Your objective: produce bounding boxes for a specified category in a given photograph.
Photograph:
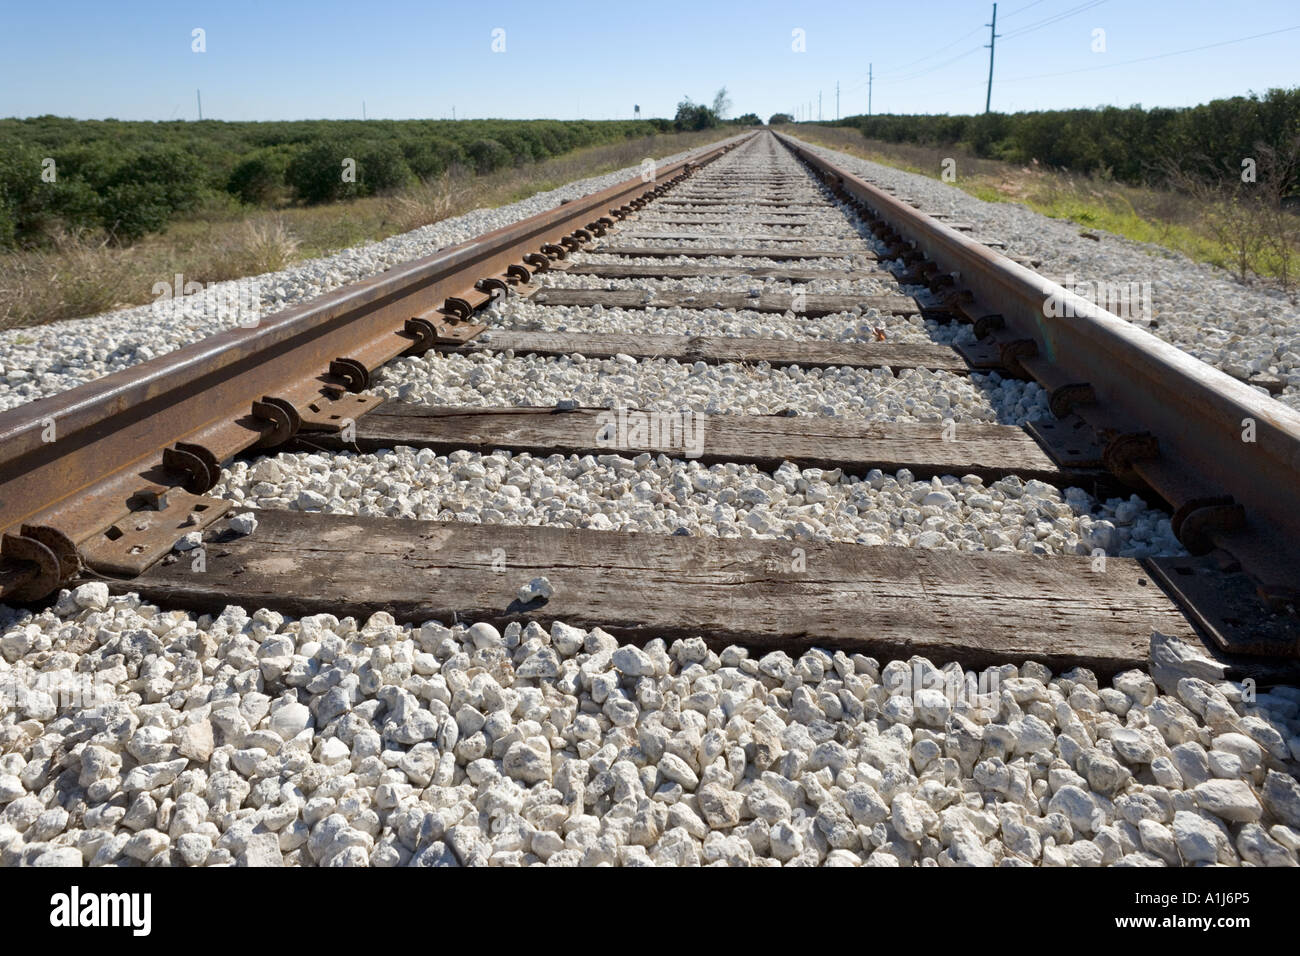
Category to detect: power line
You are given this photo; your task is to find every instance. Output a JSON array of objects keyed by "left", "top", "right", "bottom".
[
  {"left": 1000, "top": 0, "right": 1110, "bottom": 42},
  {"left": 872, "top": 45, "right": 985, "bottom": 86},
  {"left": 844, "top": 23, "right": 984, "bottom": 92},
  {"left": 998, "top": 0, "right": 1051, "bottom": 19},
  {"left": 998, "top": 0, "right": 1050, "bottom": 18},
  {"left": 988, "top": 22, "right": 1300, "bottom": 85},
  {"left": 876, "top": 26, "right": 984, "bottom": 75}
]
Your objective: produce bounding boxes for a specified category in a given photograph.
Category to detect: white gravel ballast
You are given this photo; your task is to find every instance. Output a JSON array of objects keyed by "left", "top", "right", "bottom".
[
  {"left": 1, "top": 588, "right": 1297, "bottom": 867},
  {"left": 213, "top": 448, "right": 1181, "bottom": 559},
  {"left": 0, "top": 139, "right": 736, "bottom": 413},
  {"left": 789, "top": 135, "right": 1300, "bottom": 411},
  {"left": 3, "top": 132, "right": 1297, "bottom": 870}
]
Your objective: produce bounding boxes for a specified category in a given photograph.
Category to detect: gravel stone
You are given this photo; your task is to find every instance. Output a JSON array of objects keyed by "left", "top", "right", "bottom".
[{"left": 1, "top": 137, "right": 1295, "bottom": 868}]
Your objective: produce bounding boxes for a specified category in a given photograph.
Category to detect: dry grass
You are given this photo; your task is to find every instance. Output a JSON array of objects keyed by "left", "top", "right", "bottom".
[
  {"left": 381, "top": 174, "right": 463, "bottom": 235},
  {"left": 0, "top": 128, "right": 734, "bottom": 330},
  {"left": 0, "top": 230, "right": 146, "bottom": 325}
]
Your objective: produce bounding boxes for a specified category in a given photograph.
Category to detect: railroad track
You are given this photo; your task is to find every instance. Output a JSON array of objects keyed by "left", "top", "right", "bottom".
[
  {"left": 5, "top": 129, "right": 1300, "bottom": 870},
  {"left": 2, "top": 129, "right": 1296, "bottom": 677}
]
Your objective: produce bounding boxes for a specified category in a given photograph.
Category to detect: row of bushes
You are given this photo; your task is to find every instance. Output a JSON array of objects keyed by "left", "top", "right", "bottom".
[
  {"left": 827, "top": 88, "right": 1300, "bottom": 195},
  {"left": 672, "top": 101, "right": 760, "bottom": 132},
  {"left": 0, "top": 117, "right": 676, "bottom": 246}
]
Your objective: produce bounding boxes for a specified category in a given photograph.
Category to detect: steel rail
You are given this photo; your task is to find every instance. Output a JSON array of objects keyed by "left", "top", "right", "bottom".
[
  {"left": 0, "top": 134, "right": 753, "bottom": 599},
  {"left": 776, "top": 131, "right": 1300, "bottom": 603}
]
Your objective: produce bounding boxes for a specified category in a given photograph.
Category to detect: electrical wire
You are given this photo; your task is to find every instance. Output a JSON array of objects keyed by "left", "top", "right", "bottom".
[
  {"left": 1000, "top": 0, "right": 1111, "bottom": 42},
  {"left": 989, "top": 23, "right": 1300, "bottom": 85}
]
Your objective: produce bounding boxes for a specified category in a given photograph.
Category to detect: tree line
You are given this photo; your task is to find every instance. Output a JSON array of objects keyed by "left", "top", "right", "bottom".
[
  {"left": 0, "top": 117, "right": 684, "bottom": 247},
  {"left": 828, "top": 88, "right": 1300, "bottom": 197}
]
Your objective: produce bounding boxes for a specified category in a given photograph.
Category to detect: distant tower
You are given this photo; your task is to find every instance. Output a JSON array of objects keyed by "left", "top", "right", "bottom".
[{"left": 634, "top": 104, "right": 641, "bottom": 119}]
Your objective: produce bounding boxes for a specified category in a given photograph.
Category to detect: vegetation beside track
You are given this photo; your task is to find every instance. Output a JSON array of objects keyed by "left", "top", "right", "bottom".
[
  {"left": 827, "top": 90, "right": 1300, "bottom": 197},
  {"left": 793, "top": 120, "right": 1300, "bottom": 296},
  {"left": 0, "top": 127, "right": 737, "bottom": 330},
  {"left": 0, "top": 118, "right": 687, "bottom": 248}
]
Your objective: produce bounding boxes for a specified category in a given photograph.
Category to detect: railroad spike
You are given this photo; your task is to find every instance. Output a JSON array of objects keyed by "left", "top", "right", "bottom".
[
  {"left": 997, "top": 339, "right": 1038, "bottom": 378},
  {"left": 1173, "top": 498, "right": 1247, "bottom": 556},
  {"left": 162, "top": 444, "right": 218, "bottom": 494},
  {"left": 1047, "top": 382, "right": 1097, "bottom": 420},
  {"left": 1101, "top": 432, "right": 1160, "bottom": 487},
  {"left": 251, "top": 395, "right": 301, "bottom": 447},
  {"left": 0, "top": 532, "right": 63, "bottom": 602},
  {"left": 328, "top": 357, "right": 371, "bottom": 393},
  {"left": 973, "top": 314, "right": 1006, "bottom": 339},
  {"left": 441, "top": 297, "right": 474, "bottom": 320}
]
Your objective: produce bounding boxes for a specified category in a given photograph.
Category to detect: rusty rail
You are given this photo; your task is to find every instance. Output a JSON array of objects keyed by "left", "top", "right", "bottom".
[
  {"left": 775, "top": 131, "right": 1300, "bottom": 605},
  {"left": 0, "top": 134, "right": 753, "bottom": 600}
]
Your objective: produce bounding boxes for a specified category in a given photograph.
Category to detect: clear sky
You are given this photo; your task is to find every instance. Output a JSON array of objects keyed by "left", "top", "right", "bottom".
[{"left": 1, "top": 0, "right": 1296, "bottom": 121}]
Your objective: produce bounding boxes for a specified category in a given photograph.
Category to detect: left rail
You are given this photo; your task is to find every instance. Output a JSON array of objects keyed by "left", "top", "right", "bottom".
[{"left": 0, "top": 134, "right": 751, "bottom": 600}]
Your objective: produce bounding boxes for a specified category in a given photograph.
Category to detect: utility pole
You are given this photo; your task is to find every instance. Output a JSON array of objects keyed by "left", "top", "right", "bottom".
[
  {"left": 836, "top": 81, "right": 840, "bottom": 120},
  {"left": 196, "top": 89, "right": 202, "bottom": 121},
  {"left": 818, "top": 90, "right": 822, "bottom": 121},
  {"left": 985, "top": 3, "right": 1000, "bottom": 114},
  {"left": 868, "top": 64, "right": 873, "bottom": 116}
]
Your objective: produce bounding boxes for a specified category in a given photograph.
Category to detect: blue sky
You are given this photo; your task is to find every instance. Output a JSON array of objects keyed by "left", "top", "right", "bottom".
[{"left": 1, "top": 0, "right": 1296, "bottom": 121}]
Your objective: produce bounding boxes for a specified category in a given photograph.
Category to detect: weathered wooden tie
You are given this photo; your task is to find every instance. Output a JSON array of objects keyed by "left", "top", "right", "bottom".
[
  {"left": 654, "top": 200, "right": 830, "bottom": 209},
  {"left": 441, "top": 330, "right": 987, "bottom": 373},
  {"left": 321, "top": 403, "right": 1088, "bottom": 485},
  {"left": 560, "top": 262, "right": 887, "bottom": 283},
  {"left": 634, "top": 219, "right": 816, "bottom": 228},
  {"left": 610, "top": 232, "right": 861, "bottom": 244},
  {"left": 530, "top": 288, "right": 938, "bottom": 318},
  {"left": 121, "top": 509, "right": 1197, "bottom": 675},
  {"left": 593, "top": 245, "right": 878, "bottom": 262}
]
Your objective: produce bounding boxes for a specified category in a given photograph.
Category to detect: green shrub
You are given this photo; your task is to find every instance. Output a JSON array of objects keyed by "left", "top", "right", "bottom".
[
  {"left": 0, "top": 141, "right": 46, "bottom": 244},
  {"left": 830, "top": 88, "right": 1300, "bottom": 196},
  {"left": 401, "top": 142, "right": 444, "bottom": 181},
  {"left": 227, "top": 148, "right": 289, "bottom": 205},
  {"left": 49, "top": 179, "right": 102, "bottom": 232},
  {"left": 356, "top": 141, "right": 412, "bottom": 194},
  {"left": 103, "top": 147, "right": 204, "bottom": 216},
  {"left": 674, "top": 100, "right": 718, "bottom": 131},
  {"left": 286, "top": 140, "right": 358, "bottom": 204},
  {"left": 0, "top": 201, "right": 14, "bottom": 246},
  {"left": 98, "top": 182, "right": 172, "bottom": 243},
  {"left": 465, "top": 138, "right": 512, "bottom": 174},
  {"left": 0, "top": 116, "right": 680, "bottom": 245}
]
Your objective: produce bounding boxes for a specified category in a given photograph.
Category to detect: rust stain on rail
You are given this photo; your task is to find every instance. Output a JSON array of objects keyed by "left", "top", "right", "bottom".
[
  {"left": 0, "top": 134, "right": 753, "bottom": 598},
  {"left": 775, "top": 131, "right": 1300, "bottom": 615}
]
